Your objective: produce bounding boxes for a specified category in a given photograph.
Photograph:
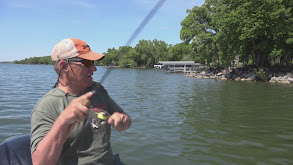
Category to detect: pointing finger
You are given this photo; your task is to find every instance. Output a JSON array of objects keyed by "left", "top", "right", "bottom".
[{"left": 81, "top": 91, "right": 94, "bottom": 100}]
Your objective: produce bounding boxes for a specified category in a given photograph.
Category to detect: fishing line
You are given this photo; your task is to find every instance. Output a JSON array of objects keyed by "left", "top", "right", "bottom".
[{"left": 99, "top": 0, "right": 166, "bottom": 84}]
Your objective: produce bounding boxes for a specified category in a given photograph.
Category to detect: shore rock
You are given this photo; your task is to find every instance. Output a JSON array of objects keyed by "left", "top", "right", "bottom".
[{"left": 185, "top": 65, "right": 293, "bottom": 84}]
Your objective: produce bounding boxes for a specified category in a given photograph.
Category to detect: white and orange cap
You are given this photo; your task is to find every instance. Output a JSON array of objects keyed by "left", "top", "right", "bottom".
[{"left": 51, "top": 38, "right": 104, "bottom": 61}]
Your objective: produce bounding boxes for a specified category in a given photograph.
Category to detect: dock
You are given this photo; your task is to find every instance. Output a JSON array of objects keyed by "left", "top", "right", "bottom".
[{"left": 154, "top": 61, "right": 203, "bottom": 73}]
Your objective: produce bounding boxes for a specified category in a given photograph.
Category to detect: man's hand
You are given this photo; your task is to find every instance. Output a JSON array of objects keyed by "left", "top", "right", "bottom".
[
  {"left": 59, "top": 92, "right": 94, "bottom": 125},
  {"left": 108, "top": 112, "right": 131, "bottom": 132}
]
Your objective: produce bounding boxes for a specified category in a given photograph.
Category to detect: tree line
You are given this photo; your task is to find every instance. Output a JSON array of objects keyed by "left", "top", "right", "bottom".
[
  {"left": 14, "top": 0, "right": 293, "bottom": 68},
  {"left": 99, "top": 39, "right": 195, "bottom": 67},
  {"left": 13, "top": 39, "right": 195, "bottom": 68},
  {"left": 180, "top": 0, "right": 293, "bottom": 67},
  {"left": 14, "top": 56, "right": 53, "bottom": 65}
]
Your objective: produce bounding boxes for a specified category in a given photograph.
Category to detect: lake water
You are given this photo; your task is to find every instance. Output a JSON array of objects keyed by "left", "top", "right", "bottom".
[{"left": 0, "top": 63, "right": 293, "bottom": 165}]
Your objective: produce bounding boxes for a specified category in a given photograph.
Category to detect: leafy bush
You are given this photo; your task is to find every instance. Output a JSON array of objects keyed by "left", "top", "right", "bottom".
[{"left": 254, "top": 69, "right": 267, "bottom": 81}]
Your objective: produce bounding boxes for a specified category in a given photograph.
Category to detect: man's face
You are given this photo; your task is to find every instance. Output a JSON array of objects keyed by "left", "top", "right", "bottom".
[{"left": 67, "top": 60, "right": 97, "bottom": 90}]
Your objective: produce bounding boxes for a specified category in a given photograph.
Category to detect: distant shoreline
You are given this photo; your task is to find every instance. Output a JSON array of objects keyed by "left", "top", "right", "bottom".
[{"left": 0, "top": 62, "right": 13, "bottom": 64}]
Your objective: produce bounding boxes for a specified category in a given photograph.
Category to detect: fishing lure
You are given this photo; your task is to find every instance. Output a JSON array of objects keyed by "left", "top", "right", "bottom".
[{"left": 90, "top": 108, "right": 110, "bottom": 130}]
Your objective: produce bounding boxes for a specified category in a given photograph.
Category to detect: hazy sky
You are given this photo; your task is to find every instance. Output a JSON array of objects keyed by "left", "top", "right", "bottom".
[{"left": 0, "top": 0, "right": 205, "bottom": 62}]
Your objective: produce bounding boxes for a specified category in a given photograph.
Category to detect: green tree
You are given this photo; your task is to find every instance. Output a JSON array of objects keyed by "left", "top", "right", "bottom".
[
  {"left": 212, "top": 0, "right": 293, "bottom": 67},
  {"left": 152, "top": 39, "right": 169, "bottom": 63},
  {"left": 181, "top": 0, "right": 293, "bottom": 67},
  {"left": 180, "top": 4, "right": 220, "bottom": 67},
  {"left": 135, "top": 40, "right": 154, "bottom": 67},
  {"left": 102, "top": 48, "right": 119, "bottom": 66},
  {"left": 168, "top": 42, "right": 195, "bottom": 61},
  {"left": 135, "top": 39, "right": 170, "bottom": 67},
  {"left": 117, "top": 46, "right": 138, "bottom": 67}
]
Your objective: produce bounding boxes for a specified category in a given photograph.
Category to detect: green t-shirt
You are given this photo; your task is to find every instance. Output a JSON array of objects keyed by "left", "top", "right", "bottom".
[{"left": 31, "top": 82, "right": 124, "bottom": 165}]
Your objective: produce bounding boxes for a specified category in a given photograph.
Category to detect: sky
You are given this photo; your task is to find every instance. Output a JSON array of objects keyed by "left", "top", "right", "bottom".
[{"left": 0, "top": 0, "right": 205, "bottom": 62}]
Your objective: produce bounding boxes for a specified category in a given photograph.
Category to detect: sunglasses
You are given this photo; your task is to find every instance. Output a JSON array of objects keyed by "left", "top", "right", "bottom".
[{"left": 66, "top": 58, "right": 94, "bottom": 67}]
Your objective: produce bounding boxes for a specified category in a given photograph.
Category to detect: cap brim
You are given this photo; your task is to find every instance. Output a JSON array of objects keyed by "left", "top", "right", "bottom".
[{"left": 78, "top": 51, "right": 105, "bottom": 61}]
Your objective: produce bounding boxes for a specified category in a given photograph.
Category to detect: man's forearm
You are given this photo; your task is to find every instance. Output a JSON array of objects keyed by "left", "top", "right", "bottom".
[{"left": 32, "top": 116, "right": 70, "bottom": 165}]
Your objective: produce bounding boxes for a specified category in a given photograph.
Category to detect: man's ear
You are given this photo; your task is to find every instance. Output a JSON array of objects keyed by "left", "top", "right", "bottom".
[{"left": 59, "top": 60, "right": 68, "bottom": 71}]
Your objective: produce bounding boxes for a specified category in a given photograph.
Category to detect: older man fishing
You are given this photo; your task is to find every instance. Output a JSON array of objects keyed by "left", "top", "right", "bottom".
[{"left": 30, "top": 38, "right": 131, "bottom": 165}]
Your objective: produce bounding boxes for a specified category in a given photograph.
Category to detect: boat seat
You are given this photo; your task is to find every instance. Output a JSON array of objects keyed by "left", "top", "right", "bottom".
[
  {"left": 0, "top": 134, "right": 125, "bottom": 165},
  {"left": 0, "top": 134, "right": 32, "bottom": 165}
]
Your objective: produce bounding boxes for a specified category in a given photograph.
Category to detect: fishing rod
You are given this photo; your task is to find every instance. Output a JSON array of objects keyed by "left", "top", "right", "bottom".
[{"left": 99, "top": 0, "right": 166, "bottom": 84}]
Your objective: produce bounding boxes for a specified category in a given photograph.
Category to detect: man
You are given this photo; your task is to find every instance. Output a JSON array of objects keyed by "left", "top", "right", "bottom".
[{"left": 30, "top": 38, "right": 131, "bottom": 165}]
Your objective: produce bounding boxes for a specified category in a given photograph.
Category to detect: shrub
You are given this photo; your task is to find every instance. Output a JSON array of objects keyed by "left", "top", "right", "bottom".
[{"left": 254, "top": 69, "right": 267, "bottom": 81}]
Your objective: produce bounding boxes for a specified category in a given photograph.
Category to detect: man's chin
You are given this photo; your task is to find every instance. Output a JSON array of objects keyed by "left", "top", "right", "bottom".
[{"left": 86, "top": 79, "right": 93, "bottom": 86}]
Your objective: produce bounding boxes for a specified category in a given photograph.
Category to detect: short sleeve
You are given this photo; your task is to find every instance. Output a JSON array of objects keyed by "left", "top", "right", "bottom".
[{"left": 30, "top": 99, "right": 59, "bottom": 154}]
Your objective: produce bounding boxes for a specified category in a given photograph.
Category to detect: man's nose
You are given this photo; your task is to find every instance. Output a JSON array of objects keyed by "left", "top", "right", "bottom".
[{"left": 91, "top": 64, "right": 97, "bottom": 71}]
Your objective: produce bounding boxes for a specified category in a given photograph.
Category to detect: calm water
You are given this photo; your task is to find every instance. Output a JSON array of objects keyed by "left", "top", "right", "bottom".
[{"left": 0, "top": 63, "right": 293, "bottom": 165}]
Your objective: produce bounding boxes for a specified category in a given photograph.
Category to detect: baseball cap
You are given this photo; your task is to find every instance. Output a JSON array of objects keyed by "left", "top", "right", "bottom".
[{"left": 51, "top": 38, "right": 104, "bottom": 61}]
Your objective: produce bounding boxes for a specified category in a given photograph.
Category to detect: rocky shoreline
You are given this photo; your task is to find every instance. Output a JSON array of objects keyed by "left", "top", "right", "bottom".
[{"left": 185, "top": 65, "right": 293, "bottom": 84}]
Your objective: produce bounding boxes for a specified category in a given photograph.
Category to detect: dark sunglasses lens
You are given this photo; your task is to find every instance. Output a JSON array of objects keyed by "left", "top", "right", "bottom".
[{"left": 83, "top": 60, "right": 94, "bottom": 67}]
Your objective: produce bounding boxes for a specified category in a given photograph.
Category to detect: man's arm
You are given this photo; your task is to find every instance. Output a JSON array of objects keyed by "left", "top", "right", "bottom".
[
  {"left": 32, "top": 117, "right": 70, "bottom": 165},
  {"left": 32, "top": 92, "right": 94, "bottom": 165}
]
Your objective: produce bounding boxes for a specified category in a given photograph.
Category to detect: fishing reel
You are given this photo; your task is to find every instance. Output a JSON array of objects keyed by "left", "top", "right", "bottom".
[{"left": 90, "top": 108, "right": 110, "bottom": 130}]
